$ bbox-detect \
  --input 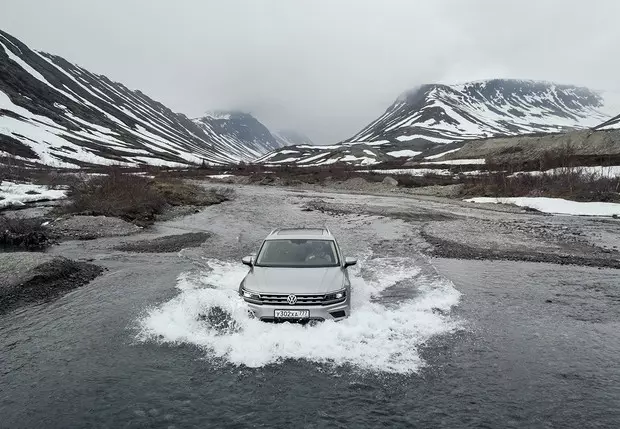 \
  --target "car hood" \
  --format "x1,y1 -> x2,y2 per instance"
244,266 -> 345,294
